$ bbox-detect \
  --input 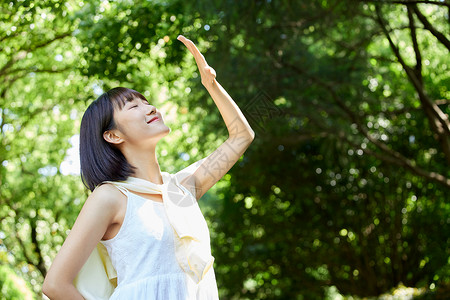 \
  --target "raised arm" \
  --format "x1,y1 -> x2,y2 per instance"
176,35 -> 255,200
42,184 -> 122,299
